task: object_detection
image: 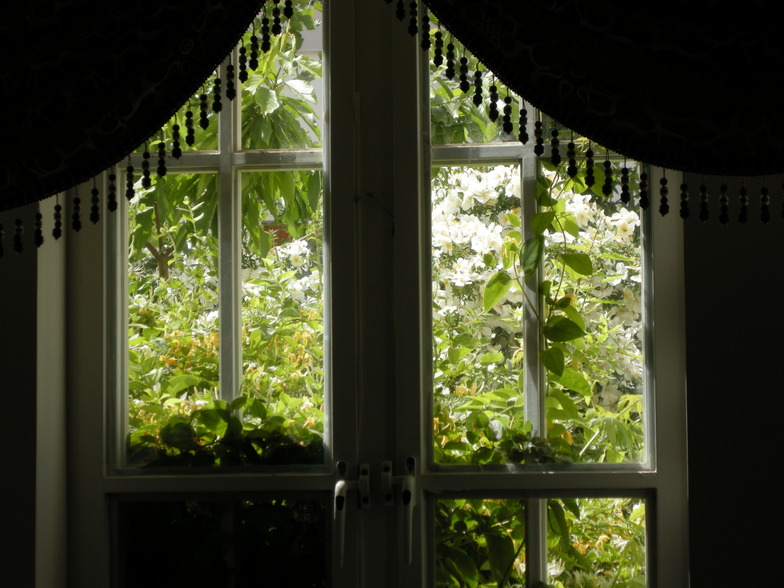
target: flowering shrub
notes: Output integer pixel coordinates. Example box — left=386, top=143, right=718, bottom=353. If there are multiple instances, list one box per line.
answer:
left=431, top=160, right=645, bottom=466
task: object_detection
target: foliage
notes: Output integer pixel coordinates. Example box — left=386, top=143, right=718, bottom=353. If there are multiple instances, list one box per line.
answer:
left=123, top=9, right=647, bottom=585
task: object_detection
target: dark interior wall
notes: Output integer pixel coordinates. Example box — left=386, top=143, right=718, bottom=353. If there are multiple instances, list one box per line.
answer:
left=683, top=175, right=784, bottom=587
left=0, top=204, right=37, bottom=587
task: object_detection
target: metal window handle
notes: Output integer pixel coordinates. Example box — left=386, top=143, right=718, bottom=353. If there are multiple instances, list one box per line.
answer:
left=333, top=459, right=417, bottom=566
left=333, top=479, right=348, bottom=567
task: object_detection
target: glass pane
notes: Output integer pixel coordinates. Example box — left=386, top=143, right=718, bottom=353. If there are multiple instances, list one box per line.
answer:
left=136, top=90, right=220, bottom=154
left=115, top=497, right=327, bottom=587
left=539, top=154, right=646, bottom=464
left=240, top=170, right=325, bottom=464
left=240, top=4, right=323, bottom=150
left=547, top=498, right=646, bottom=587
left=428, top=27, right=520, bottom=145
left=431, top=164, right=531, bottom=465
left=436, top=498, right=526, bottom=587
left=127, top=173, right=223, bottom=467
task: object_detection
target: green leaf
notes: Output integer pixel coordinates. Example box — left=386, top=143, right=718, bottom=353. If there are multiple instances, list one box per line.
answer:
left=557, top=367, right=592, bottom=397
left=531, top=211, right=555, bottom=235
left=167, top=374, right=201, bottom=395
left=541, top=346, right=565, bottom=376
left=483, top=271, right=513, bottom=311
left=543, top=316, right=585, bottom=342
left=254, top=86, right=280, bottom=115
left=479, top=351, right=504, bottom=364
left=520, top=235, right=544, bottom=277
left=561, top=252, right=593, bottom=276
left=486, top=532, right=515, bottom=585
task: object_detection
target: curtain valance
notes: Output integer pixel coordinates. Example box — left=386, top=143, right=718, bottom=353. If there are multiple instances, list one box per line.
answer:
left=2, top=1, right=783, bottom=229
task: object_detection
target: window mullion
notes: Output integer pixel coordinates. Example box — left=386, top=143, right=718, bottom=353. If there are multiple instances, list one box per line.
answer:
left=217, top=81, right=241, bottom=403
left=522, top=153, right=545, bottom=435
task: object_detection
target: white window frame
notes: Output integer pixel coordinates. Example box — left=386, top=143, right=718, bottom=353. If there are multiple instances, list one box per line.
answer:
left=64, top=2, right=689, bottom=586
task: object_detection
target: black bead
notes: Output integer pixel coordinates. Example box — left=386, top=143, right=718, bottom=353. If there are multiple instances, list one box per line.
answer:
left=72, top=195, right=82, bottom=232
left=212, top=78, right=222, bottom=113
left=14, top=218, right=23, bottom=253
left=185, top=111, right=196, bottom=146
left=283, top=0, right=294, bottom=19
left=534, top=121, right=544, bottom=156
left=90, top=185, right=100, bottom=224
left=620, top=166, right=630, bottom=203
left=699, top=184, right=709, bottom=222
left=738, top=186, right=748, bottom=224
left=502, top=96, right=513, bottom=135
left=126, top=164, right=135, bottom=201
left=171, top=124, right=182, bottom=159
left=585, top=148, right=595, bottom=185
left=719, top=184, right=729, bottom=224
left=472, top=70, right=483, bottom=106
left=433, top=31, right=443, bottom=66
left=157, top=142, right=167, bottom=177
left=659, top=176, right=669, bottom=216
left=396, top=0, right=405, bottom=21
left=761, top=187, right=770, bottom=223
left=238, top=47, right=248, bottom=83
left=420, top=15, right=431, bottom=50
left=261, top=19, right=271, bottom=53
left=141, top=149, right=152, bottom=189
left=53, top=203, right=63, bottom=239
left=458, top=57, right=469, bottom=93
left=408, top=1, right=418, bottom=36
left=639, top=173, right=649, bottom=209
left=679, top=183, right=689, bottom=219
left=272, top=0, right=282, bottom=35
left=108, top=172, right=118, bottom=212
left=601, top=159, right=612, bottom=196
left=567, top=142, right=578, bottom=178
left=199, top=94, right=210, bottom=130
left=249, top=34, right=260, bottom=69
left=445, top=43, right=455, bottom=79
left=518, top=107, right=529, bottom=144
left=551, top=128, right=561, bottom=166
left=226, top=64, right=236, bottom=100
left=34, top=212, right=44, bottom=247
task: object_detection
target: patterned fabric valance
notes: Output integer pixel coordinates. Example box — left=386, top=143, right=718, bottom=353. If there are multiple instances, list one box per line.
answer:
left=1, top=0, right=783, bottom=254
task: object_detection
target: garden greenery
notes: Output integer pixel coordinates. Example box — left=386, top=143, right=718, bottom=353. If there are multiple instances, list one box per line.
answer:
left=124, top=4, right=648, bottom=585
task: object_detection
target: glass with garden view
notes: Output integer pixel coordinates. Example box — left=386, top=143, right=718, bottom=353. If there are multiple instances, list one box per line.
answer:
left=125, top=5, right=325, bottom=469
left=428, top=28, right=649, bottom=588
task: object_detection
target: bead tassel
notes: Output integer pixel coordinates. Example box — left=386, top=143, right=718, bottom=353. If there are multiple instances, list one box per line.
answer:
left=659, top=176, right=669, bottom=216
left=90, top=184, right=100, bottom=224
left=639, top=173, right=649, bottom=209
left=679, top=183, right=689, bottom=219
left=108, top=172, right=118, bottom=212
left=719, top=184, right=729, bottom=224
left=34, top=213, right=43, bottom=247
left=761, top=187, right=770, bottom=223
left=699, top=184, right=709, bottom=221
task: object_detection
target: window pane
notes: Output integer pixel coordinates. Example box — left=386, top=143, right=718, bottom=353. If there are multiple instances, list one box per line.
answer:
left=435, top=498, right=526, bottom=587
left=240, top=170, right=325, bottom=465
left=240, top=5, right=323, bottom=150
left=431, top=164, right=531, bottom=465
left=539, top=156, right=646, bottom=464
left=127, top=173, right=222, bottom=467
left=547, top=498, right=646, bottom=587
left=428, top=30, right=520, bottom=145
left=115, top=497, right=327, bottom=587
left=436, top=497, right=646, bottom=588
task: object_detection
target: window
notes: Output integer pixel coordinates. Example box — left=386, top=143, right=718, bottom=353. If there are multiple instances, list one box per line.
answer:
left=66, top=2, right=688, bottom=586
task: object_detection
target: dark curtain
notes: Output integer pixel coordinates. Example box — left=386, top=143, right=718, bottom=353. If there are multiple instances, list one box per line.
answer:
left=3, top=0, right=783, bottom=212
left=0, top=0, right=263, bottom=211
left=423, top=0, right=784, bottom=177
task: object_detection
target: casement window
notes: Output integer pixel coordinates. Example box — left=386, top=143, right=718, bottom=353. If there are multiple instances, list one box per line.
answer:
left=66, top=2, right=688, bottom=586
